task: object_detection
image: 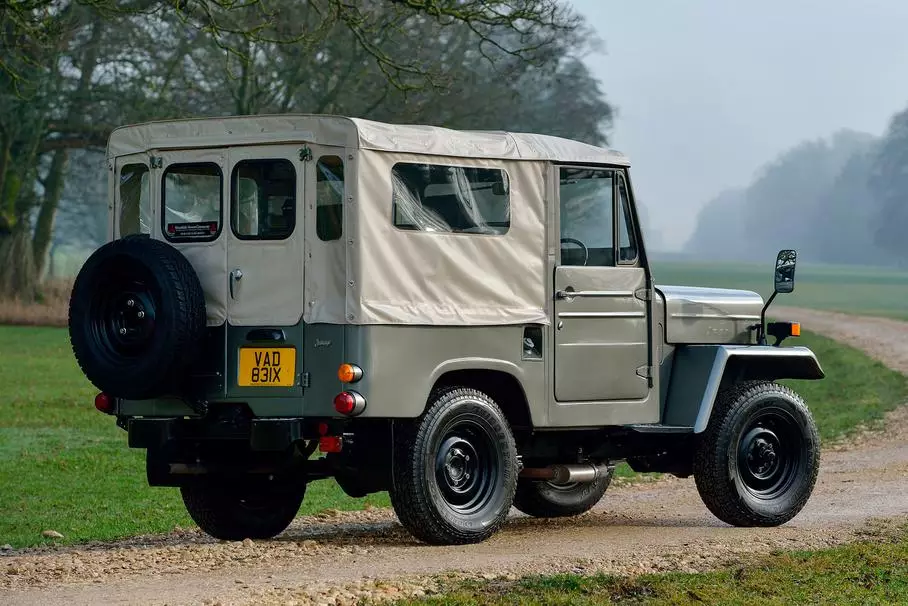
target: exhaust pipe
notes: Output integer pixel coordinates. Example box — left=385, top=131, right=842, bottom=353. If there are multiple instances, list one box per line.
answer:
left=519, top=462, right=613, bottom=485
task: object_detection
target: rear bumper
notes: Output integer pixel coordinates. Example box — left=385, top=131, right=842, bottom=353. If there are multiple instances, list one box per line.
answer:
left=127, top=417, right=308, bottom=452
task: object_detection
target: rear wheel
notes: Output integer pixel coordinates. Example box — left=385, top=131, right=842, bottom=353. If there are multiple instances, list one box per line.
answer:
left=694, top=381, right=820, bottom=527
left=391, top=387, right=518, bottom=545
left=513, top=470, right=612, bottom=518
left=181, top=481, right=304, bottom=541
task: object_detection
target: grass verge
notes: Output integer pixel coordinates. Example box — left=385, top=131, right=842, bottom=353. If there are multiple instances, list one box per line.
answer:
left=395, top=524, right=908, bottom=605
left=0, top=325, right=904, bottom=548
left=0, top=326, right=387, bottom=548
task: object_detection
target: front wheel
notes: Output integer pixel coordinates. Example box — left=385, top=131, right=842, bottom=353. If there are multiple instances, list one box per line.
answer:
left=181, top=482, right=304, bottom=541
left=390, top=387, right=519, bottom=545
left=694, top=381, right=820, bottom=527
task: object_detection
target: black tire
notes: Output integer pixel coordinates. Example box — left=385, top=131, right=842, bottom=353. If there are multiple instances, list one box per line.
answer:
left=513, top=470, right=612, bottom=518
left=390, top=386, right=519, bottom=545
left=68, top=236, right=206, bottom=400
left=181, top=482, right=304, bottom=541
left=694, top=381, right=820, bottom=527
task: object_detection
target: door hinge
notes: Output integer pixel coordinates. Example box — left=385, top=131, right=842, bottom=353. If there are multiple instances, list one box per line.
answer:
left=299, top=372, right=310, bottom=388
left=299, top=146, right=313, bottom=162
left=634, top=287, right=653, bottom=301
left=149, top=156, right=163, bottom=169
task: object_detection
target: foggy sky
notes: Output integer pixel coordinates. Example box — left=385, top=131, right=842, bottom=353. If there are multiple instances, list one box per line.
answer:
left=571, top=0, right=908, bottom=250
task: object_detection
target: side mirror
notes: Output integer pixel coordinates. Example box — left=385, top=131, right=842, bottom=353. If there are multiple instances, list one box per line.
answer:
left=774, top=249, right=797, bottom=294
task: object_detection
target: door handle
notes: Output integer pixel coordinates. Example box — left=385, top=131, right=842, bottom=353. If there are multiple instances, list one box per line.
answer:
left=555, top=288, right=575, bottom=301
left=229, top=268, right=243, bottom=299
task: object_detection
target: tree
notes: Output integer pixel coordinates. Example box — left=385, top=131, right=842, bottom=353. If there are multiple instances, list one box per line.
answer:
left=1, top=0, right=608, bottom=299
left=869, top=105, right=908, bottom=264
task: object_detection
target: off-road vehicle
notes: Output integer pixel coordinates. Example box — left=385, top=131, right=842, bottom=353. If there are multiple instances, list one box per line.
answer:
left=69, top=115, right=823, bottom=545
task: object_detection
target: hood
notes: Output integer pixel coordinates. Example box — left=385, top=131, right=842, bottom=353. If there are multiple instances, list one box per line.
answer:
left=656, top=285, right=764, bottom=345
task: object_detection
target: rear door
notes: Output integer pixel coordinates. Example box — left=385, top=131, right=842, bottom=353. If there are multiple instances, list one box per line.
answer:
left=224, top=146, right=305, bottom=400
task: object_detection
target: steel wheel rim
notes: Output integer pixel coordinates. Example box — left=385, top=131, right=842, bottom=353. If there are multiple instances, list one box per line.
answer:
left=88, top=260, right=159, bottom=361
left=433, top=416, right=500, bottom=515
left=736, top=406, right=802, bottom=499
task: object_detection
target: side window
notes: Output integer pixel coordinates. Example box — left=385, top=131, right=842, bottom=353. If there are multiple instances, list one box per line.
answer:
left=391, top=162, right=510, bottom=235
left=617, top=174, right=638, bottom=263
left=163, top=163, right=222, bottom=242
left=119, top=164, right=150, bottom=237
left=231, top=159, right=296, bottom=240
left=559, top=167, right=614, bottom=266
left=316, top=156, right=344, bottom=241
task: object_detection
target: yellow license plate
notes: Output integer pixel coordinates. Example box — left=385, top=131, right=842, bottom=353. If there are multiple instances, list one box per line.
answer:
left=238, top=347, right=296, bottom=387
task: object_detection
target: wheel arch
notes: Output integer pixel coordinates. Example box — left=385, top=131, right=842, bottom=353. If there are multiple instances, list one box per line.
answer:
left=428, top=360, right=536, bottom=431
left=662, top=345, right=824, bottom=433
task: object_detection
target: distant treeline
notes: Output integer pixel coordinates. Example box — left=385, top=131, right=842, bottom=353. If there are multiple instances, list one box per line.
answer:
left=686, top=105, right=908, bottom=267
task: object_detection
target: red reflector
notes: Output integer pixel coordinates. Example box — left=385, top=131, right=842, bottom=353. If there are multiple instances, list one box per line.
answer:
left=319, top=436, right=342, bottom=453
left=317, top=422, right=329, bottom=436
left=334, top=392, right=356, bottom=415
left=94, top=392, right=114, bottom=414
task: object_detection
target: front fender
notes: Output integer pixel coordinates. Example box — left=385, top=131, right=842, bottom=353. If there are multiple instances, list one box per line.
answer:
left=662, top=345, right=824, bottom=433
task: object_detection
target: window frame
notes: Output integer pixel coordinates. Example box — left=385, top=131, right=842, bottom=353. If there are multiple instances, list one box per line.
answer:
left=389, top=160, right=512, bottom=237
left=229, top=158, right=297, bottom=242
left=161, top=162, right=224, bottom=243
left=616, top=171, right=640, bottom=266
left=556, top=164, right=618, bottom=267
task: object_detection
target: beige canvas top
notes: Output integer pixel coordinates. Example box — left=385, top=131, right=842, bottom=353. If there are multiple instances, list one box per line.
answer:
left=107, top=114, right=630, bottom=167
left=110, top=115, right=631, bottom=327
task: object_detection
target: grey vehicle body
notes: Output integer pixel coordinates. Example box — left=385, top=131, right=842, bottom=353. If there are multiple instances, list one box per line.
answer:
left=74, top=114, right=823, bottom=543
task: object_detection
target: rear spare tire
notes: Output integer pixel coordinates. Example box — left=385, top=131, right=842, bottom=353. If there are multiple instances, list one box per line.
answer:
left=68, top=236, right=206, bottom=400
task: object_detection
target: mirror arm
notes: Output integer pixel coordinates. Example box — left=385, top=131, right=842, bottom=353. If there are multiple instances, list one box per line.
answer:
left=757, top=290, right=778, bottom=346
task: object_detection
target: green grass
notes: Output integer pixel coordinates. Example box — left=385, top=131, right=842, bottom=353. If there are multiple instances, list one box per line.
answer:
left=651, top=260, right=908, bottom=320
left=780, top=330, right=908, bottom=441
left=1, top=300, right=906, bottom=548
left=396, top=525, right=908, bottom=605
left=0, top=326, right=387, bottom=548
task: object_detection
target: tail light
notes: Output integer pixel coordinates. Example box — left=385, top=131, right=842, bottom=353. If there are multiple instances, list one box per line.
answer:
left=333, top=391, right=366, bottom=416
left=94, top=392, right=115, bottom=414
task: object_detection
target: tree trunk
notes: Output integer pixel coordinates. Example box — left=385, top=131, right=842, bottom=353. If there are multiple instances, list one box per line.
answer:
left=0, top=225, right=37, bottom=301
left=32, top=13, right=104, bottom=281
left=32, top=148, right=68, bottom=279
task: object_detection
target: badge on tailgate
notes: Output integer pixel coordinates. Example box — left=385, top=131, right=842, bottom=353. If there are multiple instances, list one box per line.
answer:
left=238, top=347, right=296, bottom=387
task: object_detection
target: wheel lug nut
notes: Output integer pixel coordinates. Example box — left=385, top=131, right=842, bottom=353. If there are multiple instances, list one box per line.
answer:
left=127, top=299, right=135, bottom=307
left=137, top=311, right=145, bottom=319
left=119, top=328, right=127, bottom=335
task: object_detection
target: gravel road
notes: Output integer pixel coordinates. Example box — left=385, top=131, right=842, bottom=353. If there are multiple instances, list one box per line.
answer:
left=3, top=308, right=907, bottom=606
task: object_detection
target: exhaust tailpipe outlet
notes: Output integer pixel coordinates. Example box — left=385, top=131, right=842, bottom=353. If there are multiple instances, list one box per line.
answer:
left=519, top=462, right=613, bottom=485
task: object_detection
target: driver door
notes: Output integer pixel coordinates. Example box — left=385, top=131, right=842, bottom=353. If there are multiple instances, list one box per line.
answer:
left=551, top=166, right=654, bottom=424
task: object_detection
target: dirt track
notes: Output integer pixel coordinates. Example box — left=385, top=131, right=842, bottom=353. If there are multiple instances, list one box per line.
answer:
left=3, top=308, right=908, bottom=605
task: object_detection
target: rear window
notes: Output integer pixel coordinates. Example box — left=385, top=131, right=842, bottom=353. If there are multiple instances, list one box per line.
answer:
left=119, top=164, right=151, bottom=237
left=231, top=159, right=296, bottom=240
left=391, top=162, right=510, bottom=235
left=316, top=156, right=344, bottom=241
left=163, top=163, right=222, bottom=242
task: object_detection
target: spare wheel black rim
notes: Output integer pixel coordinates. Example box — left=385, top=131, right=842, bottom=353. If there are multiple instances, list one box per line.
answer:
left=433, top=416, right=500, bottom=515
left=736, top=406, right=802, bottom=499
left=88, top=259, right=160, bottom=361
